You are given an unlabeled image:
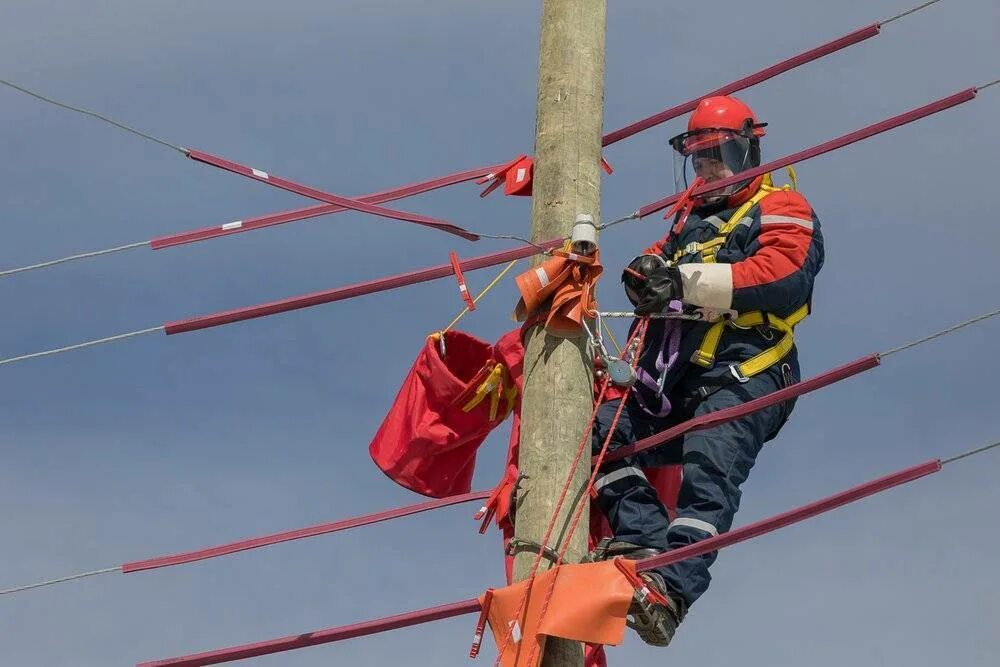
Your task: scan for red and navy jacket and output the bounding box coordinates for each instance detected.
[642,180,825,388]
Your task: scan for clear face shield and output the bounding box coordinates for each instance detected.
[670,129,759,203]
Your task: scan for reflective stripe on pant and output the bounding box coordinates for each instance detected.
[591,398,678,550]
[652,366,794,607]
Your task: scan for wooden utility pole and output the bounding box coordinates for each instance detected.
[513,1,606,666]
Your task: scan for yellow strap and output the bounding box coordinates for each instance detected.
[674,172,786,263]
[691,303,809,378]
[685,167,807,378]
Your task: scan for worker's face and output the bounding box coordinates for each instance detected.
[692,156,734,183]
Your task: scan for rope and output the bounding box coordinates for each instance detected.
[881,0,944,25]
[0,566,119,596]
[880,307,1000,357]
[493,321,647,666]
[597,310,720,321]
[977,78,1000,92]
[0,78,187,154]
[0,326,163,366]
[600,317,622,356]
[0,241,147,277]
[441,260,519,333]
[941,440,1000,465]
[492,379,614,664]
[524,319,649,666]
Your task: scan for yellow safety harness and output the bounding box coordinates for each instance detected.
[674,168,810,383]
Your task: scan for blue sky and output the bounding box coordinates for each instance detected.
[1,1,998,665]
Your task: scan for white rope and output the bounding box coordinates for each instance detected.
[596,310,731,321]
[0,241,147,277]
[0,566,119,596]
[0,327,164,366]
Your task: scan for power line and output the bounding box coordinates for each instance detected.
[0,78,187,154]
[0,327,163,366]
[941,440,1000,465]
[138,434,1000,667]
[881,0,944,25]
[0,567,119,596]
[879,307,1000,357]
[0,241,147,277]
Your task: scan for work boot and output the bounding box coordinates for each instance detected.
[590,540,685,647]
[588,538,663,562]
[626,570,684,647]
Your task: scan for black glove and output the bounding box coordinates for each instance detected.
[634,265,683,316]
[621,254,668,307]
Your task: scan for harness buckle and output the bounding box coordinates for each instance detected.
[729,364,751,384]
[683,242,700,255]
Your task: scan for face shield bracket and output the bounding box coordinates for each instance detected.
[668,123,766,199]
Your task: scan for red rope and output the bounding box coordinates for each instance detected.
[523,319,649,666]
[491,373,614,665]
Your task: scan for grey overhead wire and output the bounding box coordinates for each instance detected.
[881,0,944,25]
[0,326,163,366]
[0,566,120,596]
[879,307,1000,357]
[941,440,1000,465]
[0,78,187,154]
[0,241,148,277]
[4,435,999,598]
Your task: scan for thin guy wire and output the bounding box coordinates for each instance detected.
[941,441,1000,465]
[0,241,147,277]
[597,210,641,231]
[0,327,164,366]
[474,232,557,254]
[881,0,944,25]
[0,78,187,154]
[880,308,1000,357]
[0,566,119,596]
[977,79,1000,91]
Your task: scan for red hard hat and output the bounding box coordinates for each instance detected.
[688,95,766,138]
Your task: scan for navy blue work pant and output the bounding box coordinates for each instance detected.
[591,367,794,607]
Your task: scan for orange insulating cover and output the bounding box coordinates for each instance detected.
[369,330,514,498]
[504,156,534,196]
[480,559,636,667]
[513,251,602,337]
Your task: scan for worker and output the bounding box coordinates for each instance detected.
[591,95,825,646]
